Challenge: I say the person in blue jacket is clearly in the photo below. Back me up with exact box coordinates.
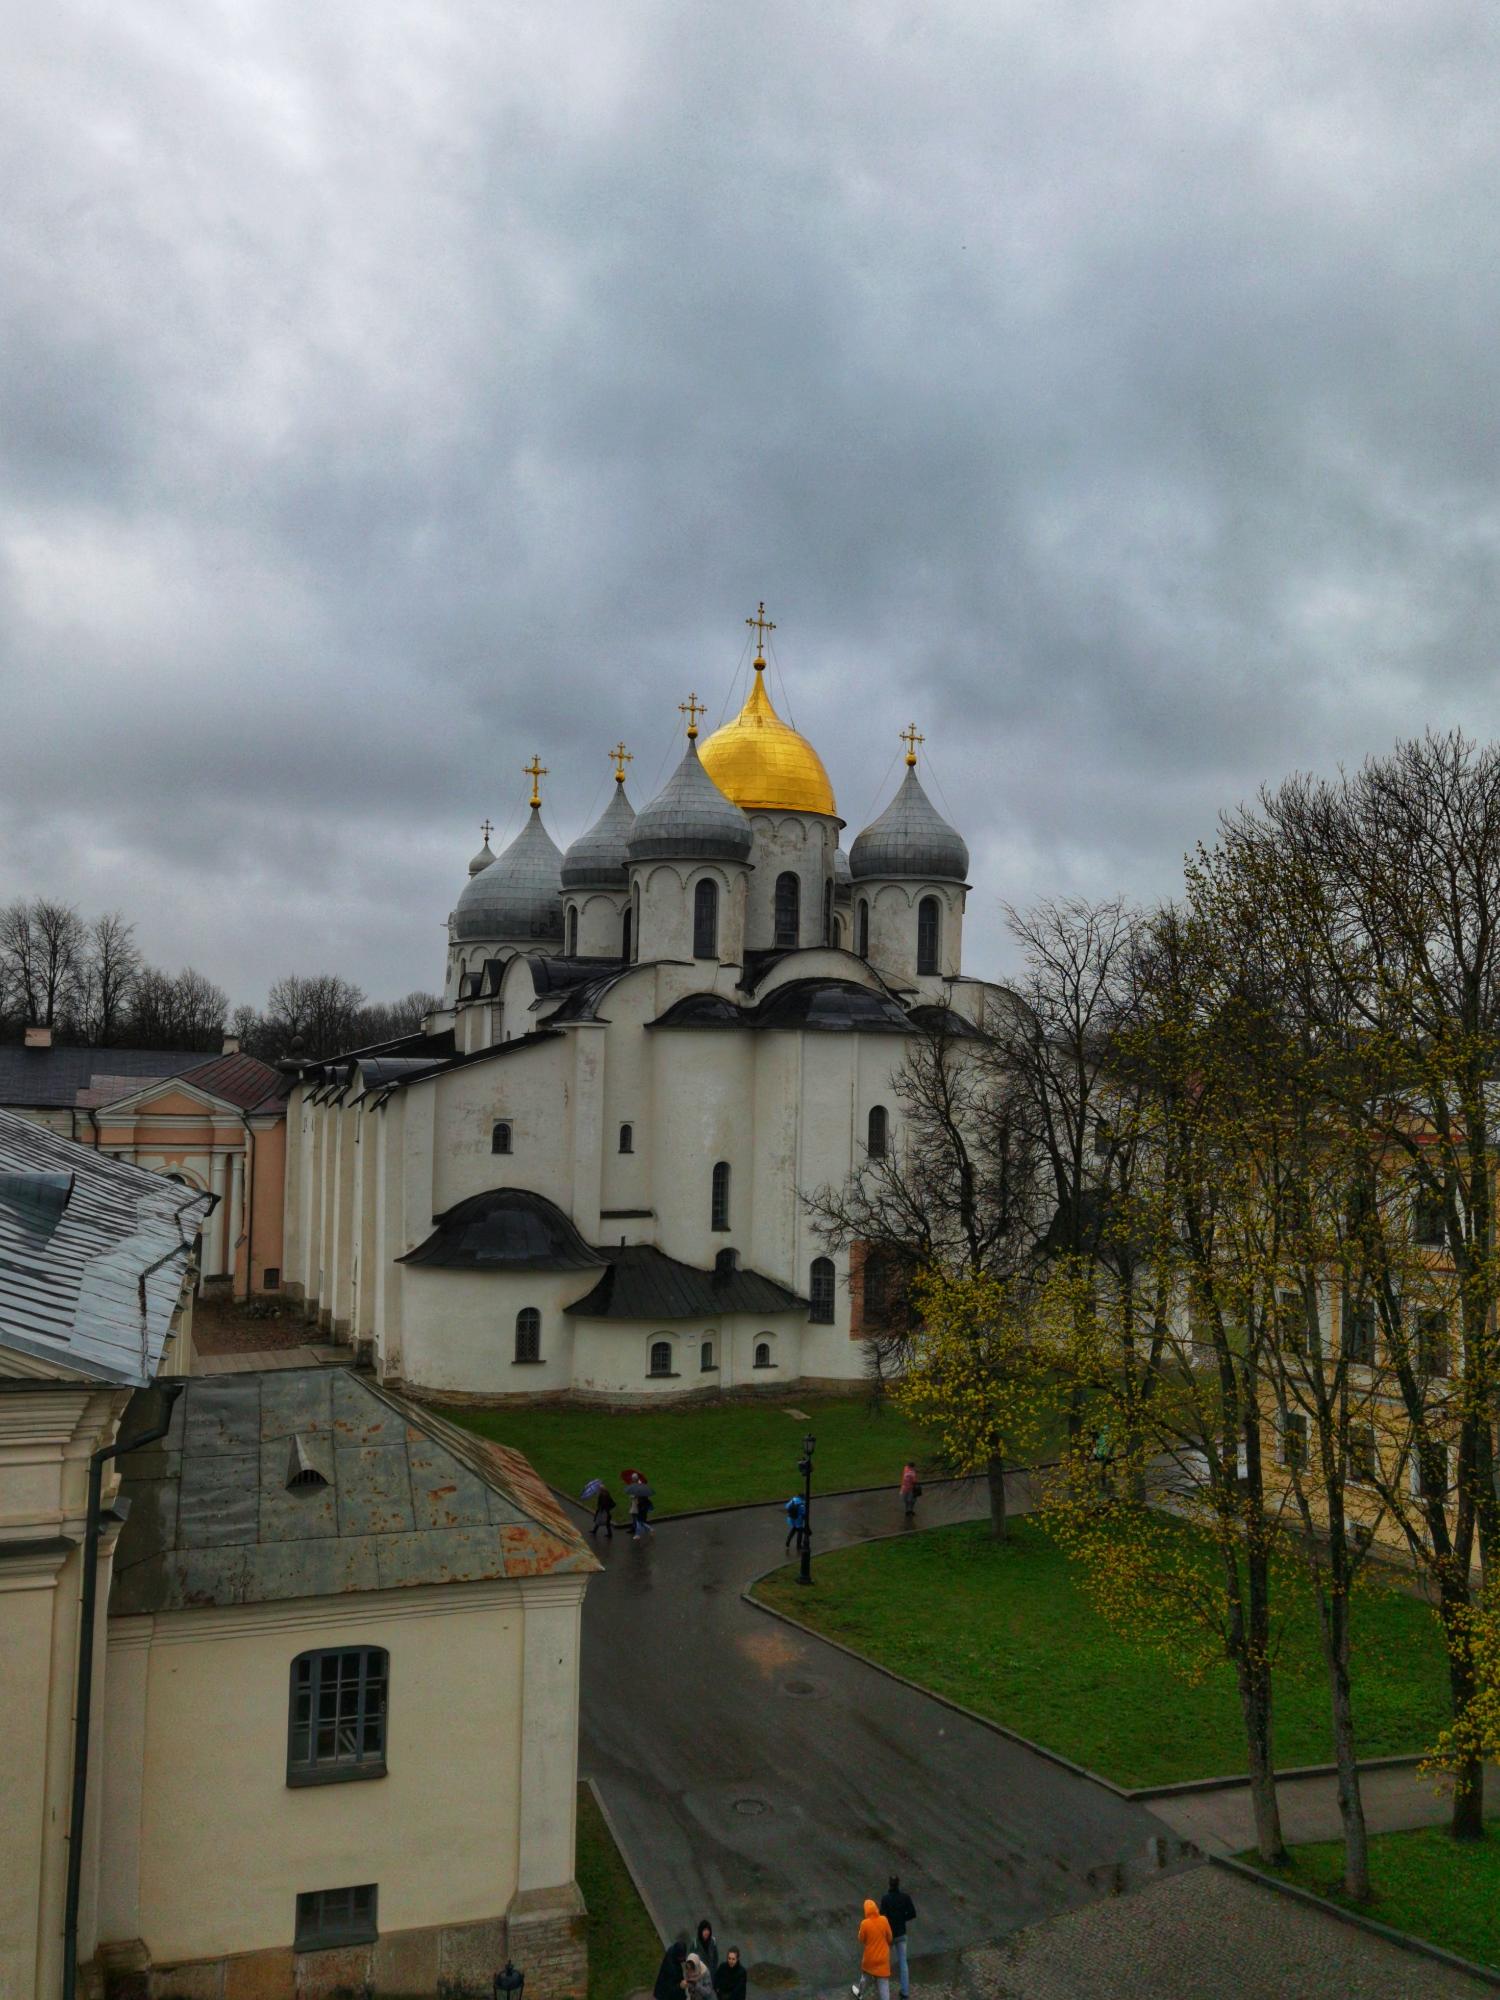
[784,1491,807,1552]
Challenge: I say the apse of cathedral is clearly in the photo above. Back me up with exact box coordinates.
[282,610,998,1401]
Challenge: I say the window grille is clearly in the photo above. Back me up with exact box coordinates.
[917,897,941,976]
[492,1121,512,1155]
[754,1340,772,1368]
[693,878,719,960]
[711,1161,731,1231]
[809,1257,836,1324]
[649,1339,673,1377]
[774,872,800,950]
[514,1307,541,1363]
[288,1648,387,1785]
[294,1884,378,1952]
[867,1105,888,1158]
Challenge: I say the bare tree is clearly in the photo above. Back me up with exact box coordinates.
[126,965,228,1051]
[0,897,85,1029]
[78,912,141,1045]
[263,973,367,1058]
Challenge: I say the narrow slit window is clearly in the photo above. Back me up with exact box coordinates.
[856,900,870,959]
[619,1122,634,1154]
[917,896,941,975]
[809,1256,836,1324]
[711,1160,731,1231]
[566,905,579,956]
[774,872,800,950]
[693,878,719,960]
[867,1105,889,1157]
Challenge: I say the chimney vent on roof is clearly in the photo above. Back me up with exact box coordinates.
[221,1034,241,1056]
[24,1024,52,1050]
[286,1434,329,1491]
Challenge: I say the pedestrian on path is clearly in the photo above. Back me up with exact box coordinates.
[626,1476,655,1539]
[899,1461,921,1522]
[717,1947,747,2000]
[684,1952,714,2000]
[654,1939,687,2000]
[879,1877,916,2000]
[694,1919,720,1981]
[582,1480,616,1539]
[783,1492,807,1552]
[855,1897,893,2000]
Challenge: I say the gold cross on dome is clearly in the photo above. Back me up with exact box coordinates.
[745,601,776,661]
[679,693,706,740]
[610,742,633,784]
[479,818,494,844]
[901,723,925,768]
[523,755,547,808]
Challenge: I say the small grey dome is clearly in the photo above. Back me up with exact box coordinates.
[833,845,853,904]
[627,741,752,866]
[468,840,495,877]
[850,768,968,883]
[561,784,636,888]
[454,808,565,943]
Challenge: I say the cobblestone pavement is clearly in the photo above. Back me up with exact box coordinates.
[191,1296,317,1353]
[818,1867,1492,2000]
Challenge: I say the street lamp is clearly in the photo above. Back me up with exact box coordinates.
[495,1962,526,2000]
[796,1430,816,1586]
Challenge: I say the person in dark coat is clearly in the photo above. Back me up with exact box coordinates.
[879,1876,917,2000]
[694,1918,720,1979]
[653,1938,687,2000]
[717,1947,747,2000]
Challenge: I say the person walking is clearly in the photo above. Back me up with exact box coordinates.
[653,1939,687,2000]
[717,1947,747,2000]
[693,1918,720,1981]
[855,1897,893,2000]
[582,1480,616,1539]
[626,1476,655,1539]
[879,1877,916,2000]
[899,1461,920,1522]
[783,1491,807,1552]
[683,1952,714,2000]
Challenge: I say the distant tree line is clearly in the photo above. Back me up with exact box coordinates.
[0,899,438,1059]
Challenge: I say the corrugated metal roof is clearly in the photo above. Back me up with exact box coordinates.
[109,1368,598,1613]
[174,1051,287,1111]
[564,1243,807,1320]
[0,1044,207,1109]
[0,1108,215,1385]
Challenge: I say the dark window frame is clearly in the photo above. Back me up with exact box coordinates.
[294,1883,379,1952]
[1349,1423,1378,1485]
[753,1339,774,1369]
[1282,1411,1309,1471]
[491,1120,513,1156]
[809,1256,836,1324]
[774,871,800,950]
[693,878,719,960]
[823,877,834,946]
[622,902,634,963]
[1416,1308,1450,1380]
[700,1339,715,1372]
[1342,1295,1377,1366]
[917,896,941,976]
[867,1104,889,1158]
[514,1306,541,1364]
[648,1338,674,1378]
[619,1122,634,1154]
[566,904,579,956]
[287,1647,388,1788]
[263,1266,281,1291]
[856,899,869,959]
[710,1160,731,1232]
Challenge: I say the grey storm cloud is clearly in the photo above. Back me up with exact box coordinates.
[3,0,1499,1003]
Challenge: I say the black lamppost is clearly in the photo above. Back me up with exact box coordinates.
[796,1430,816,1585]
[495,1961,526,2000]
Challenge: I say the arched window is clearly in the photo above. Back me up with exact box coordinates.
[823,877,834,946]
[857,899,870,959]
[622,901,634,963]
[701,1340,715,1372]
[491,1121,512,1155]
[917,896,941,975]
[774,872,800,950]
[754,1339,773,1369]
[715,1246,738,1273]
[619,1122,634,1154]
[693,878,719,960]
[809,1255,836,1324]
[711,1160,731,1231]
[514,1308,541,1363]
[864,1249,895,1325]
[649,1339,673,1378]
[867,1104,889,1157]
[566,904,579,956]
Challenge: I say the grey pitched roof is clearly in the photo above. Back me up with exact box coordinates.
[109,1368,598,1614]
[849,766,969,883]
[0,1043,208,1110]
[400,1187,606,1271]
[453,806,565,944]
[0,1108,214,1385]
[627,740,752,865]
[561,783,637,888]
[564,1243,807,1320]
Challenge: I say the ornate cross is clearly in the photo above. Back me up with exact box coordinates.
[611,742,633,784]
[745,601,776,659]
[901,723,925,768]
[523,755,547,807]
[679,693,706,740]
[479,818,494,844]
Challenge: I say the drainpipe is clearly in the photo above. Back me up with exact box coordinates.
[240,1112,256,1302]
[62,1381,184,2000]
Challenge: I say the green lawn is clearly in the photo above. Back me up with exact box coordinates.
[753,1517,1451,1788]
[576,1781,663,2000]
[444,1393,939,1516]
[1268,1826,1500,1972]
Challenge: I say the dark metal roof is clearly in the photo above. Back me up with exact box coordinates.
[627,740,753,865]
[561,783,636,887]
[648,978,912,1035]
[109,1369,598,1613]
[0,1108,214,1385]
[399,1186,606,1270]
[0,1044,208,1110]
[850,766,969,883]
[905,1002,986,1039]
[564,1243,807,1320]
[648,991,744,1029]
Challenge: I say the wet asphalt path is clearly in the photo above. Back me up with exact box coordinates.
[574,1477,1179,1993]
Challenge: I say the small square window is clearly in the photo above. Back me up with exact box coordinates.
[263,1267,281,1291]
[295,1883,378,1952]
[288,1647,388,1786]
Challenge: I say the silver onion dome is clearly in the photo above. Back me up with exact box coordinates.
[561,784,636,888]
[833,844,853,904]
[453,808,565,943]
[626,741,752,866]
[467,839,495,877]
[849,768,969,883]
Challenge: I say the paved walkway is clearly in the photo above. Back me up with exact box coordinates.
[191,1342,346,1373]
[1154,1757,1500,1856]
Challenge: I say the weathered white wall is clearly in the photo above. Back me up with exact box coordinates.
[743,811,839,952]
[631,860,750,967]
[854,878,966,990]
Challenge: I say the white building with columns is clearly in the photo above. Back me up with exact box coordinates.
[283,616,999,1401]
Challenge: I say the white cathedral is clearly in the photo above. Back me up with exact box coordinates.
[282,612,1005,1400]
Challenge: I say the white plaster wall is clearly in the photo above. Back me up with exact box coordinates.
[855,879,966,988]
[568,887,629,959]
[398,1269,583,1393]
[743,811,839,953]
[631,860,750,967]
[428,1041,573,1217]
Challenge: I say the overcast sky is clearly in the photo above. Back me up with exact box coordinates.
[4,2,1499,1008]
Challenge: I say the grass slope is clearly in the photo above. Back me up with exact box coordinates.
[754,1517,1450,1788]
[576,1781,663,2000]
[1271,1826,1500,1972]
[446,1394,935,1515]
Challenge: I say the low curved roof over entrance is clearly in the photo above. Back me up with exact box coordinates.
[400,1187,605,1271]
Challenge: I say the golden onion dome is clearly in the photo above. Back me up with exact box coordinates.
[699,666,837,817]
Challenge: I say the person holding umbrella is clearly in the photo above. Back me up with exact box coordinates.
[580,1477,616,1539]
[623,1468,655,1538]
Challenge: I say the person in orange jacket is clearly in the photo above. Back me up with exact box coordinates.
[854,1897,894,2000]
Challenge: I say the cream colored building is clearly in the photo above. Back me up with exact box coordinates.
[284,625,1004,1401]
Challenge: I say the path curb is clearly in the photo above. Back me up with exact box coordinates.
[583,1774,672,1950]
[1210,1852,1500,1990]
[554,1473,981,1527]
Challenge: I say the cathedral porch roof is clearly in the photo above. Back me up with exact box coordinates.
[563,1243,807,1321]
[399,1186,605,1271]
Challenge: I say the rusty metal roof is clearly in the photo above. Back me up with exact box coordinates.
[109,1368,597,1614]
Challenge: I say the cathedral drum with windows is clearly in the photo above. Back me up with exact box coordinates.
[281,609,1000,1401]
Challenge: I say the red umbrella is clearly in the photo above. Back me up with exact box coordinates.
[621,1466,647,1488]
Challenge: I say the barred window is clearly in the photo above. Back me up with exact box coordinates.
[288,1648,388,1785]
[514,1307,541,1363]
[754,1339,773,1368]
[295,1884,378,1952]
[809,1256,836,1324]
[867,1105,889,1158]
[774,872,800,950]
[649,1339,673,1377]
[711,1160,731,1231]
[917,897,941,976]
[492,1121,512,1155]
